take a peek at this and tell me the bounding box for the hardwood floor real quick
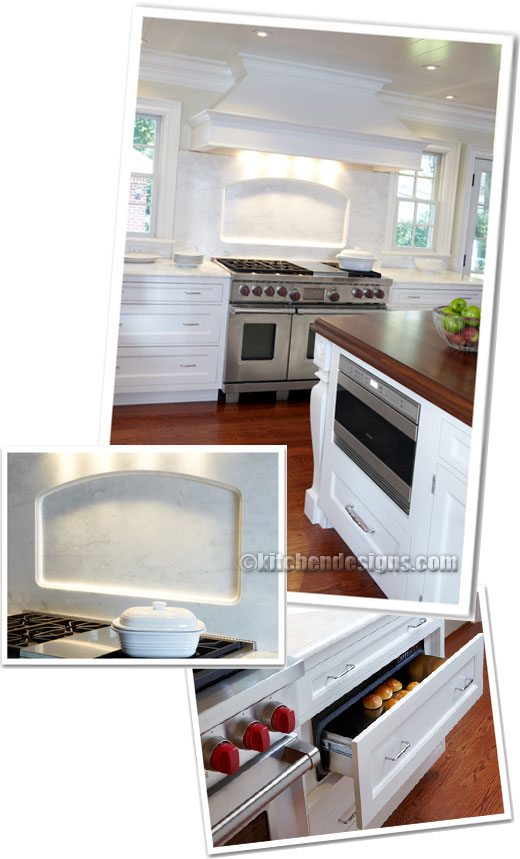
[111,392,385,599]
[384,622,504,826]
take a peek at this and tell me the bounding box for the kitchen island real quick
[305,310,477,609]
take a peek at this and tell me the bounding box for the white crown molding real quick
[380,90,496,134]
[228,52,392,92]
[139,50,235,93]
[188,110,424,170]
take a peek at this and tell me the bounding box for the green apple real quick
[449,298,467,315]
[463,305,481,327]
[443,313,462,334]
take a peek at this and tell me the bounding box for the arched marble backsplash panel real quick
[221,178,350,247]
[36,471,241,604]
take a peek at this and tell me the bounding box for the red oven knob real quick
[374,287,385,299]
[238,284,250,297]
[364,288,374,299]
[352,287,364,299]
[277,286,288,297]
[203,737,240,774]
[262,701,296,734]
[328,290,340,303]
[242,722,271,752]
[252,285,263,297]
[289,290,301,302]
[264,285,275,297]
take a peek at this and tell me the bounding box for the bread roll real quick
[393,689,409,701]
[383,698,398,711]
[387,678,403,693]
[406,681,420,691]
[374,684,393,701]
[363,693,383,710]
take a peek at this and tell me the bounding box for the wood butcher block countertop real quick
[313,310,477,425]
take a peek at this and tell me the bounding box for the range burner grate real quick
[7,612,110,658]
[322,262,382,278]
[215,258,313,275]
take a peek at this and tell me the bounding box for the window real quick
[394,153,440,250]
[384,142,460,260]
[125,98,181,242]
[128,114,161,236]
[462,158,492,275]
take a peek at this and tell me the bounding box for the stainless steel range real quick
[213,258,391,402]
[193,661,319,846]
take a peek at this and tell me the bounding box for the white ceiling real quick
[141,19,500,111]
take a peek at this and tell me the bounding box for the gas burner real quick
[6,611,112,658]
[215,258,313,275]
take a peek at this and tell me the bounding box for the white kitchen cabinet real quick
[114,271,230,404]
[388,282,482,311]
[424,463,468,604]
[297,613,484,833]
[306,336,472,605]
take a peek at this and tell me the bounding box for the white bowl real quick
[173,251,204,267]
[414,257,448,272]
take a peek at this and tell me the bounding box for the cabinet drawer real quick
[321,464,411,600]
[438,419,471,477]
[308,782,357,836]
[121,282,224,304]
[389,288,482,310]
[114,347,219,389]
[118,307,222,347]
[321,633,484,829]
[298,616,440,720]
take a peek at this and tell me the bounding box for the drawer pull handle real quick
[408,617,427,629]
[180,363,197,368]
[327,663,355,681]
[184,291,202,295]
[385,740,410,762]
[338,811,356,826]
[182,322,200,326]
[345,504,375,534]
[455,677,473,692]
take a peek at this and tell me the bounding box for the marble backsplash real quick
[8,451,281,652]
[172,150,390,260]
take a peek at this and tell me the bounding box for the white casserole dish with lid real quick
[112,601,206,657]
[336,247,377,271]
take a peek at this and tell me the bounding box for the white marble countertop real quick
[123,258,229,278]
[380,267,483,286]
[286,605,395,662]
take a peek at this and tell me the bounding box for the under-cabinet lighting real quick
[444,94,456,100]
[422,64,440,71]
[254,30,272,38]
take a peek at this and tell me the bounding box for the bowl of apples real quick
[432,298,480,352]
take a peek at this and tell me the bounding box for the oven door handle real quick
[229,306,295,315]
[210,736,320,846]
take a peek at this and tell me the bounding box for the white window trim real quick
[383,141,461,258]
[127,97,181,242]
[454,145,493,273]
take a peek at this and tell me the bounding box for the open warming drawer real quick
[316,633,484,829]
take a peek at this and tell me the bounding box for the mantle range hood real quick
[188,54,424,171]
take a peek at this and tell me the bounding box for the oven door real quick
[288,308,371,381]
[334,368,419,513]
[225,307,294,383]
[209,735,320,846]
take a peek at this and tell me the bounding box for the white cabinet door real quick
[424,463,467,604]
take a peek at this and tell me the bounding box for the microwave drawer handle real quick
[327,663,355,682]
[211,737,320,846]
[345,504,375,534]
[385,740,410,762]
[182,322,200,326]
[455,677,473,692]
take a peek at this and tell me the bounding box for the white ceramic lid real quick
[337,247,376,260]
[113,601,204,632]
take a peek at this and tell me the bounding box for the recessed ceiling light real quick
[444,94,456,100]
[422,64,440,71]
[253,30,272,38]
